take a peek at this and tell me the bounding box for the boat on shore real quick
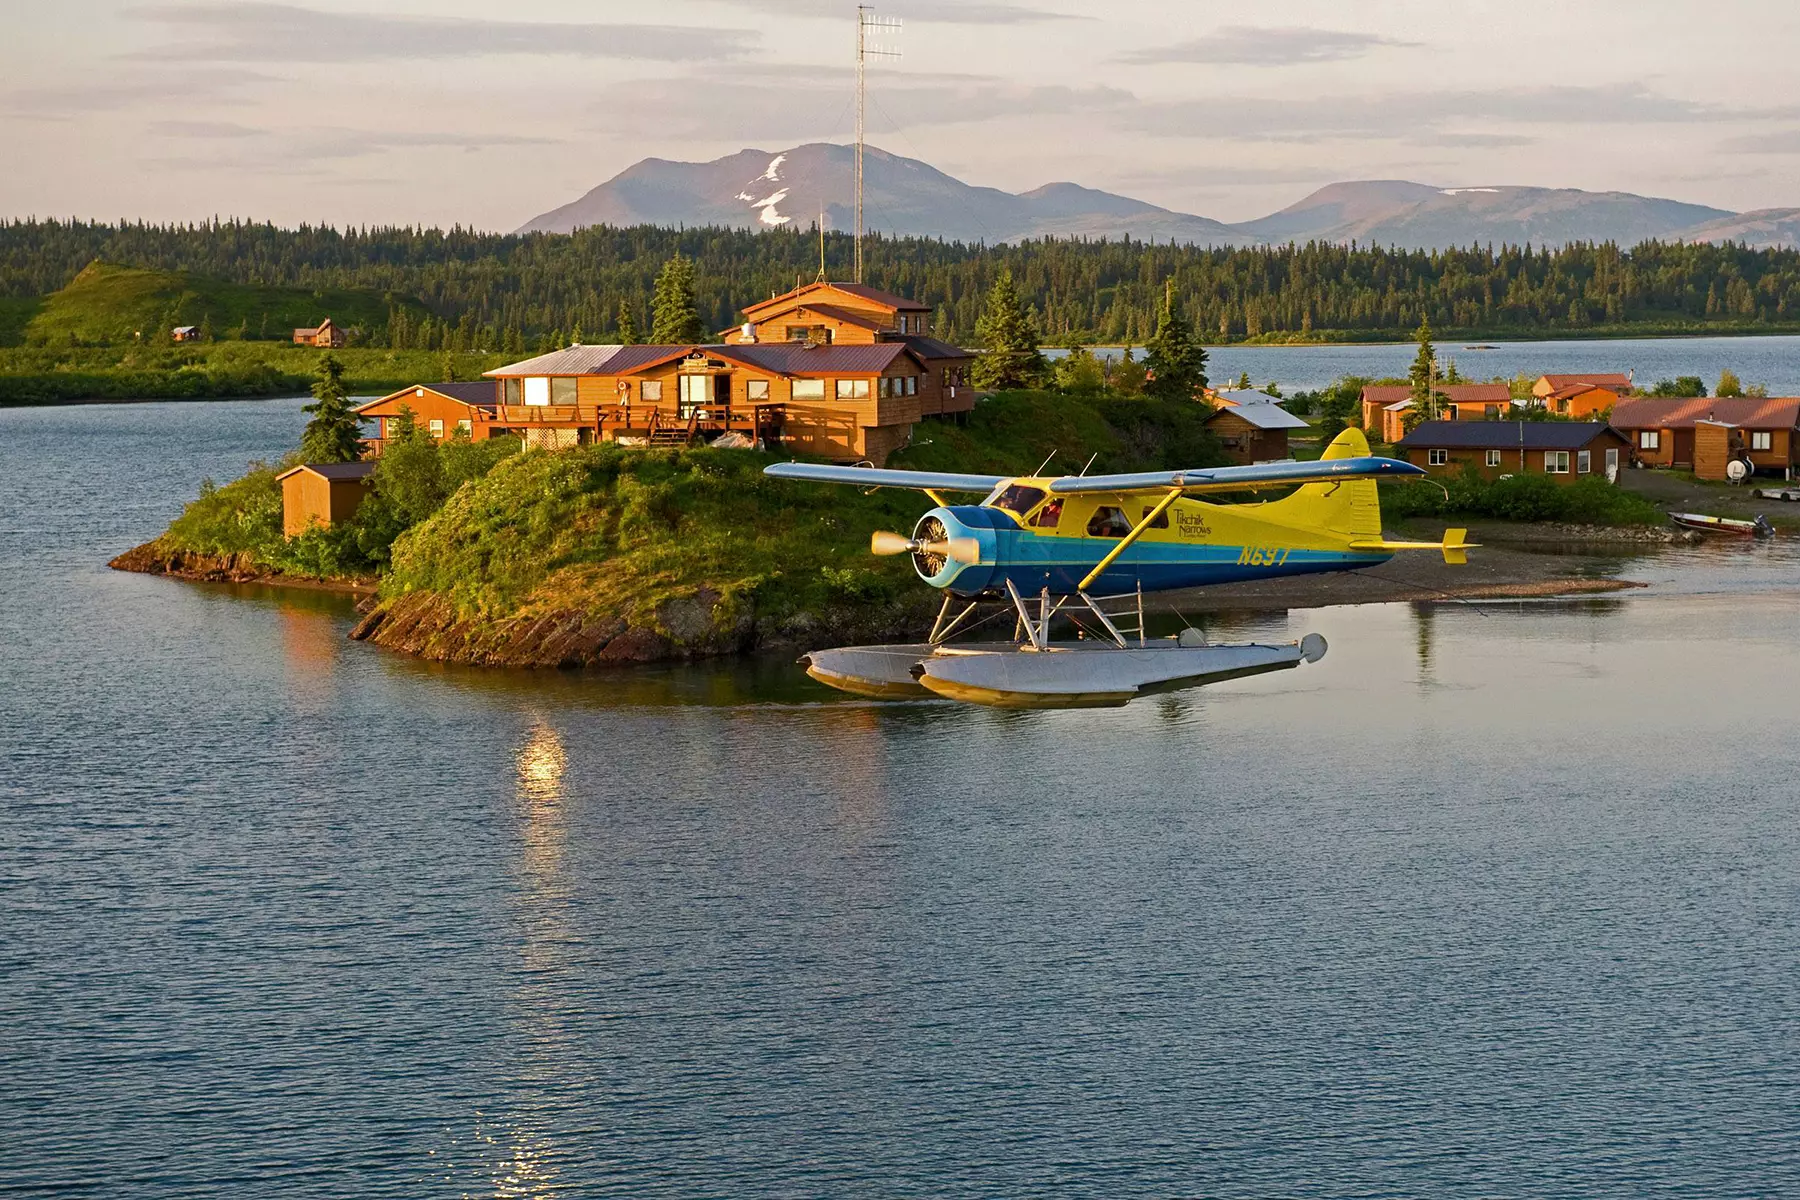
[1669,512,1775,538]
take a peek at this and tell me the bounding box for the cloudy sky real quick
[4,0,1797,230]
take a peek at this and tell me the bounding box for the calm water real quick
[3,395,1800,1198]
[1075,332,1800,395]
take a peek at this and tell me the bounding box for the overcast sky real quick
[4,0,1797,230]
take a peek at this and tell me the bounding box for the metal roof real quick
[484,343,627,377]
[896,334,972,360]
[742,281,929,316]
[1396,421,1622,450]
[357,381,496,412]
[1539,373,1632,390]
[1208,401,1309,430]
[277,461,377,482]
[1610,397,1800,430]
[720,342,917,375]
[1361,384,1513,405]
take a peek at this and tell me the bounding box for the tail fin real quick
[1264,427,1383,539]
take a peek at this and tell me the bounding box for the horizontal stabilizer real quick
[764,462,1008,491]
[1048,456,1425,495]
[1350,528,1475,565]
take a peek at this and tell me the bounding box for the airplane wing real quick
[1046,456,1425,495]
[763,463,1010,491]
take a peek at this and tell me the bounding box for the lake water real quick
[1076,332,1800,396]
[3,394,1799,1197]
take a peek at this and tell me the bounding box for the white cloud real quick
[1122,25,1419,66]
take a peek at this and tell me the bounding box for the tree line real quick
[4,217,1800,348]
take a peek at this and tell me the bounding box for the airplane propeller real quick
[870,530,980,564]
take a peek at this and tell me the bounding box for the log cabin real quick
[1610,397,1800,479]
[354,382,498,452]
[1533,374,1632,415]
[1396,421,1630,484]
[1203,398,1308,464]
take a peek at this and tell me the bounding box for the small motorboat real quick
[1669,512,1775,538]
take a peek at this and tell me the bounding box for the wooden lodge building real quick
[294,318,347,348]
[1360,384,1514,444]
[1610,397,1800,480]
[1532,373,1630,419]
[1395,421,1630,484]
[354,283,975,465]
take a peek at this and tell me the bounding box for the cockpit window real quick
[1032,498,1063,528]
[1086,506,1134,538]
[984,484,1046,517]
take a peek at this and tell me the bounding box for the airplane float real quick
[765,428,1471,708]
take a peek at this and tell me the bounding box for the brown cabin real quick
[1203,395,1309,465]
[1360,384,1514,443]
[1533,374,1626,419]
[293,318,346,348]
[277,462,375,537]
[1609,397,1800,478]
[355,382,499,454]
[1396,421,1630,484]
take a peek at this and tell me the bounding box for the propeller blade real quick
[868,532,981,564]
[870,531,915,556]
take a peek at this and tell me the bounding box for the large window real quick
[747,379,770,402]
[1639,430,1660,451]
[1545,451,1571,474]
[523,376,550,406]
[791,379,825,401]
[1428,449,1449,466]
[550,377,577,406]
[504,378,522,405]
[1751,430,1773,451]
[837,378,871,399]
[641,380,663,402]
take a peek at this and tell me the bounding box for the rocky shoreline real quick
[107,539,376,595]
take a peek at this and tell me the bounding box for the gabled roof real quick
[1207,402,1309,430]
[1610,397,1800,430]
[1539,372,1632,391]
[484,344,629,377]
[1397,421,1623,450]
[1361,384,1513,406]
[277,461,376,482]
[172,325,199,334]
[717,342,919,376]
[741,281,929,318]
[1213,389,1287,408]
[356,381,497,414]
[1542,381,1620,402]
[895,334,972,360]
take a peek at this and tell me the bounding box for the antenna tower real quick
[855,6,900,283]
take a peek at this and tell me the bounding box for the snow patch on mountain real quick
[750,188,792,226]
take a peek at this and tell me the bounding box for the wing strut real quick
[1077,488,1183,592]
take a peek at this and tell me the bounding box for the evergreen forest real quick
[4,218,1800,350]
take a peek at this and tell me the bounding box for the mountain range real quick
[517,143,1800,252]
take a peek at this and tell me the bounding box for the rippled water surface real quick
[3,398,1799,1197]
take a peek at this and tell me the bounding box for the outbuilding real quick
[1609,397,1800,478]
[277,461,376,537]
[1203,398,1309,464]
[1396,421,1630,483]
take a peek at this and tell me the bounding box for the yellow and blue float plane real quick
[764,428,1471,707]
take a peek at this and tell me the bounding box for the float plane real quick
[765,428,1470,708]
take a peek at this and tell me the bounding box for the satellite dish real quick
[1726,458,1752,484]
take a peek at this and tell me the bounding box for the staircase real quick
[646,411,700,447]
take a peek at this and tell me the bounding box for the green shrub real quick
[1380,466,1665,526]
[164,462,286,557]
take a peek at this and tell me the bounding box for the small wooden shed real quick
[277,461,375,537]
[1203,399,1309,464]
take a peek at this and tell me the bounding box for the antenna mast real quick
[854,6,900,284]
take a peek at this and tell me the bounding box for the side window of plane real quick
[1141,505,1170,529]
[1086,506,1133,538]
[1033,499,1064,528]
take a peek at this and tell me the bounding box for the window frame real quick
[1577,449,1592,474]
[1428,448,1449,466]
[1639,430,1660,451]
[640,380,663,402]
[791,379,825,402]
[1751,430,1773,452]
[746,379,770,402]
[1545,450,1571,474]
[428,418,444,438]
[1485,449,1502,467]
[836,378,871,400]
[549,377,577,406]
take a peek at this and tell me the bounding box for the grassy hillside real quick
[24,261,428,347]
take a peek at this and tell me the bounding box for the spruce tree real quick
[299,356,363,463]
[1143,280,1207,403]
[969,268,1048,391]
[616,300,639,345]
[1408,317,1439,420]
[650,255,706,343]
